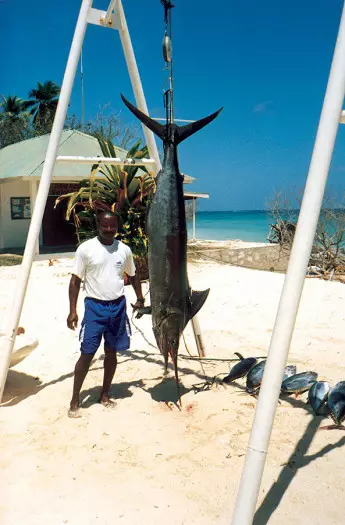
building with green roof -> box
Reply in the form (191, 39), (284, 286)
(0, 130), (208, 253)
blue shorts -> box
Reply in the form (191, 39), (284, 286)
(79, 296), (131, 355)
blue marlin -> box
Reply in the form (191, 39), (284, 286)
(121, 94), (222, 403)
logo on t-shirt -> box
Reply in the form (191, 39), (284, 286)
(114, 260), (122, 268)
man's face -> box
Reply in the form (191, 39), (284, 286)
(97, 215), (118, 243)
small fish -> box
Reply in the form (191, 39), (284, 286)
(308, 381), (331, 415)
(246, 360), (266, 394)
(282, 365), (297, 382)
(327, 381), (345, 426)
(281, 371), (318, 397)
(223, 353), (257, 384)
(246, 361), (296, 394)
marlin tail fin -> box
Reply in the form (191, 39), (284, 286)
(177, 108), (223, 144)
(121, 94), (165, 139)
(121, 94), (222, 144)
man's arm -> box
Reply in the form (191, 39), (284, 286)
(67, 274), (81, 330)
(127, 273), (145, 309)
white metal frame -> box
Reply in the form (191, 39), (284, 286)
(0, 0), (204, 401)
(231, 2), (345, 523)
(56, 156), (156, 166)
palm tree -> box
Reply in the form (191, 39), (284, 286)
(27, 80), (60, 134)
(0, 95), (31, 147)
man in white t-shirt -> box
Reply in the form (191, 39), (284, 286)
(67, 210), (144, 418)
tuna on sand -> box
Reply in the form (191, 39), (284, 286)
(121, 94), (222, 406)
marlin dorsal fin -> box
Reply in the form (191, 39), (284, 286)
(190, 289), (210, 319)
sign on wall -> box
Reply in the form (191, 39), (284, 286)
(10, 197), (31, 220)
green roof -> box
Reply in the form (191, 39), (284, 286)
(0, 130), (130, 182)
(0, 129), (194, 184)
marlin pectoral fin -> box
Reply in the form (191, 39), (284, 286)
(177, 108), (223, 144)
(121, 94), (165, 140)
(190, 289), (210, 319)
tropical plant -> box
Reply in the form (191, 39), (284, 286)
(0, 95), (31, 147)
(55, 137), (155, 273)
(26, 80), (60, 134)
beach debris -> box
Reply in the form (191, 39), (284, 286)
(120, 94), (222, 406)
(223, 353), (257, 383)
(307, 381), (331, 415)
(323, 381), (345, 429)
(282, 365), (297, 381)
(246, 360), (266, 394)
(281, 371), (318, 397)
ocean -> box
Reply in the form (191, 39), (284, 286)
(187, 210), (273, 242)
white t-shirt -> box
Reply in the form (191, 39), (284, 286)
(72, 237), (136, 301)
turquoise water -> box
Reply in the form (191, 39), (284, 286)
(187, 210), (273, 242)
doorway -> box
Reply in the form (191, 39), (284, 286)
(42, 195), (77, 247)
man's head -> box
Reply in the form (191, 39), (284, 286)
(96, 211), (118, 244)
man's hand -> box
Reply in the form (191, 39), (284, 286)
(67, 311), (78, 330)
(131, 299), (145, 311)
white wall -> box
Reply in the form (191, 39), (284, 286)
(0, 180), (31, 249)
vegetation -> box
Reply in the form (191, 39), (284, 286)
(1, 83), (154, 279)
(55, 137), (155, 278)
(1, 84), (142, 150)
(65, 103), (140, 150)
(0, 95), (31, 147)
(268, 189), (345, 281)
(26, 81), (61, 135)
(0, 254), (23, 267)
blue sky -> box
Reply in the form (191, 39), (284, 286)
(2, 0), (345, 210)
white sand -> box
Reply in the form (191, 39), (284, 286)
(1, 257), (345, 525)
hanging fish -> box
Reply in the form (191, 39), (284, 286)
(223, 353), (257, 384)
(121, 94), (222, 405)
(308, 381), (331, 415)
(281, 371), (318, 397)
(325, 381), (345, 429)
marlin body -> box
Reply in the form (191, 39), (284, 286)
(121, 94), (222, 401)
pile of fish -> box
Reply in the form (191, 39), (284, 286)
(222, 353), (345, 428)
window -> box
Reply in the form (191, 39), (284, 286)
(10, 197), (31, 220)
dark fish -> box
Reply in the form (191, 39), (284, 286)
(246, 361), (296, 394)
(121, 94), (222, 404)
(246, 360), (266, 393)
(308, 381), (331, 415)
(281, 371), (318, 396)
(327, 381), (345, 426)
(282, 365), (297, 382)
(223, 354), (257, 383)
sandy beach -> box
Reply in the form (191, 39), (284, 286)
(1, 255), (345, 525)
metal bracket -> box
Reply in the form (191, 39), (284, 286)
(87, 7), (122, 30)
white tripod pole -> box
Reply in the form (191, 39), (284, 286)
(0, 0), (93, 401)
(231, 3), (345, 523)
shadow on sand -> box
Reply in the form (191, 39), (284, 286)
(253, 412), (345, 524)
(1, 347), (208, 407)
(3, 347), (345, 523)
